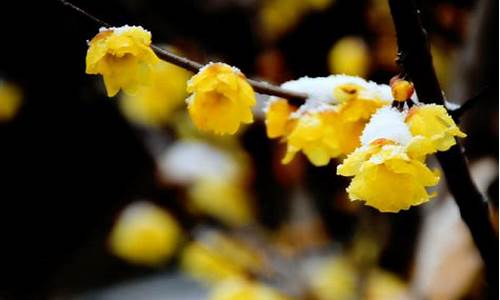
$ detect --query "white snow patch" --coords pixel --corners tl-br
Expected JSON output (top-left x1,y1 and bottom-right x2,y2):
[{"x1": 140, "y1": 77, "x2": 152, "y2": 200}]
[
  {"x1": 158, "y1": 140, "x2": 239, "y2": 184},
  {"x1": 361, "y1": 106, "x2": 412, "y2": 146},
  {"x1": 99, "y1": 25, "x2": 151, "y2": 35},
  {"x1": 444, "y1": 100, "x2": 460, "y2": 110}
]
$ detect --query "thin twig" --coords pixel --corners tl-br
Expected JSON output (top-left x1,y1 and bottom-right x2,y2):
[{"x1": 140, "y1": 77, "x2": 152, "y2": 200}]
[
  {"x1": 57, "y1": 0, "x2": 308, "y2": 104},
  {"x1": 388, "y1": 0, "x2": 498, "y2": 295}
]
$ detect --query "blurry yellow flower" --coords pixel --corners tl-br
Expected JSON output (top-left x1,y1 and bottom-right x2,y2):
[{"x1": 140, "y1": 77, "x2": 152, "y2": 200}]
[
  {"x1": 210, "y1": 278, "x2": 289, "y2": 300},
  {"x1": 188, "y1": 178, "x2": 254, "y2": 227},
  {"x1": 109, "y1": 201, "x2": 182, "y2": 266},
  {"x1": 265, "y1": 98, "x2": 297, "y2": 138},
  {"x1": 86, "y1": 26, "x2": 160, "y2": 97},
  {"x1": 337, "y1": 139, "x2": 439, "y2": 212},
  {"x1": 307, "y1": 256, "x2": 358, "y2": 300},
  {"x1": 120, "y1": 59, "x2": 191, "y2": 127},
  {"x1": 259, "y1": 0, "x2": 333, "y2": 41},
  {"x1": 181, "y1": 241, "x2": 246, "y2": 283},
  {"x1": 328, "y1": 37, "x2": 370, "y2": 77},
  {"x1": 187, "y1": 63, "x2": 256, "y2": 135},
  {"x1": 365, "y1": 269, "x2": 408, "y2": 300},
  {"x1": 0, "y1": 82, "x2": 22, "y2": 121},
  {"x1": 406, "y1": 104, "x2": 466, "y2": 152}
]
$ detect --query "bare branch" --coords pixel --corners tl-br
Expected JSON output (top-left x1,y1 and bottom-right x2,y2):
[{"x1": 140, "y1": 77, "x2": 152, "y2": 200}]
[{"x1": 58, "y1": 0, "x2": 308, "y2": 104}]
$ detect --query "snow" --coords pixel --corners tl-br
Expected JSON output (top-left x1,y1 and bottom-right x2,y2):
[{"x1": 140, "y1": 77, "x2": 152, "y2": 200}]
[
  {"x1": 158, "y1": 140, "x2": 239, "y2": 184},
  {"x1": 361, "y1": 106, "x2": 412, "y2": 146},
  {"x1": 444, "y1": 100, "x2": 460, "y2": 110},
  {"x1": 99, "y1": 25, "x2": 150, "y2": 35},
  {"x1": 266, "y1": 75, "x2": 393, "y2": 118}
]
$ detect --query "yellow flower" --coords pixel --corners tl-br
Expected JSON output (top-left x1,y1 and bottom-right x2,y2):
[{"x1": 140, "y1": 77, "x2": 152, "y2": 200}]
[
  {"x1": 0, "y1": 82, "x2": 22, "y2": 121},
  {"x1": 109, "y1": 201, "x2": 182, "y2": 266},
  {"x1": 265, "y1": 98, "x2": 297, "y2": 138},
  {"x1": 282, "y1": 83, "x2": 387, "y2": 166},
  {"x1": 365, "y1": 269, "x2": 408, "y2": 300},
  {"x1": 282, "y1": 111, "x2": 343, "y2": 166},
  {"x1": 86, "y1": 26, "x2": 160, "y2": 97},
  {"x1": 406, "y1": 104, "x2": 466, "y2": 152},
  {"x1": 210, "y1": 278, "x2": 289, "y2": 300},
  {"x1": 328, "y1": 37, "x2": 370, "y2": 77},
  {"x1": 188, "y1": 177, "x2": 254, "y2": 227},
  {"x1": 120, "y1": 59, "x2": 191, "y2": 127},
  {"x1": 187, "y1": 63, "x2": 256, "y2": 135},
  {"x1": 337, "y1": 139, "x2": 439, "y2": 212},
  {"x1": 307, "y1": 256, "x2": 358, "y2": 300},
  {"x1": 181, "y1": 241, "x2": 247, "y2": 283}
]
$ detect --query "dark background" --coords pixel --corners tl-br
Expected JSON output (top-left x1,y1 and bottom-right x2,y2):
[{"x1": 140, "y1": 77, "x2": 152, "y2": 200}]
[{"x1": 0, "y1": 0, "x2": 497, "y2": 298}]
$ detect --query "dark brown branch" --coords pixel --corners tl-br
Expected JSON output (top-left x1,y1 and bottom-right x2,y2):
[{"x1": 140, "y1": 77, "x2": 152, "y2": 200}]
[
  {"x1": 388, "y1": 0, "x2": 498, "y2": 294},
  {"x1": 58, "y1": 0, "x2": 308, "y2": 104},
  {"x1": 151, "y1": 45, "x2": 308, "y2": 103}
]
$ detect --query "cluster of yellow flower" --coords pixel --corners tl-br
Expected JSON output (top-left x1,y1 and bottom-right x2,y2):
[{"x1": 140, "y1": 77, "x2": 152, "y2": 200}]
[
  {"x1": 265, "y1": 76, "x2": 393, "y2": 166},
  {"x1": 85, "y1": 26, "x2": 466, "y2": 213}
]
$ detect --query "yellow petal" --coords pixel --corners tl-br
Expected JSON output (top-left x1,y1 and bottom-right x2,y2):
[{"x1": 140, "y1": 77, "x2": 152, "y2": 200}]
[{"x1": 406, "y1": 104, "x2": 466, "y2": 153}]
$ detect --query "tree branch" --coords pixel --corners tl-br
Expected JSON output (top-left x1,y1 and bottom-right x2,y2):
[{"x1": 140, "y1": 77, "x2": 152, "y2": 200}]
[
  {"x1": 58, "y1": 0, "x2": 308, "y2": 104},
  {"x1": 388, "y1": 0, "x2": 498, "y2": 293}
]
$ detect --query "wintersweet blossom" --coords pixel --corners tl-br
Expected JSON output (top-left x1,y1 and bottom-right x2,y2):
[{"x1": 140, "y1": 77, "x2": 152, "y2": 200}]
[
  {"x1": 337, "y1": 107, "x2": 440, "y2": 212},
  {"x1": 86, "y1": 26, "x2": 160, "y2": 97},
  {"x1": 265, "y1": 76, "x2": 392, "y2": 166},
  {"x1": 186, "y1": 63, "x2": 256, "y2": 135},
  {"x1": 282, "y1": 110, "x2": 365, "y2": 166},
  {"x1": 406, "y1": 104, "x2": 466, "y2": 153},
  {"x1": 109, "y1": 201, "x2": 182, "y2": 266}
]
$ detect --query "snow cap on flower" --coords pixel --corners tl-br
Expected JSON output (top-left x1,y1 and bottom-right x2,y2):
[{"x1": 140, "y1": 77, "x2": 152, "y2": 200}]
[
  {"x1": 86, "y1": 25, "x2": 160, "y2": 97},
  {"x1": 337, "y1": 140, "x2": 440, "y2": 212},
  {"x1": 274, "y1": 75, "x2": 392, "y2": 117},
  {"x1": 361, "y1": 106, "x2": 412, "y2": 146},
  {"x1": 187, "y1": 63, "x2": 256, "y2": 135}
]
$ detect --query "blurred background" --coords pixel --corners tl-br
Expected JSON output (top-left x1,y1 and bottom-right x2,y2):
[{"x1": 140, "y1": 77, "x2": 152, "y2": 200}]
[{"x1": 0, "y1": 0, "x2": 497, "y2": 299}]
